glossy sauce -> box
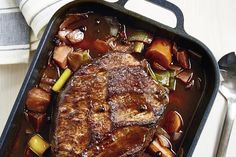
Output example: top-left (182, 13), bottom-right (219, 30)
top-left (8, 12), bottom-right (204, 157)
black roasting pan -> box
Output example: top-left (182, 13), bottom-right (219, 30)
top-left (0, 0), bottom-right (220, 156)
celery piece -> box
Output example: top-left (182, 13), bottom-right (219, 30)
top-left (82, 50), bottom-right (91, 64)
top-left (169, 77), bottom-right (176, 91)
top-left (155, 71), bottom-right (170, 86)
top-left (147, 63), bottom-right (157, 81)
top-left (128, 30), bottom-right (153, 44)
top-left (134, 42), bottom-right (144, 53)
top-left (52, 68), bottom-right (72, 92)
top-left (170, 70), bottom-right (176, 78)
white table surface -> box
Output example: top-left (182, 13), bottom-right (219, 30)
top-left (0, 0), bottom-right (236, 156)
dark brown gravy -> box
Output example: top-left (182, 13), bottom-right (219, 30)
top-left (8, 12), bottom-right (204, 157)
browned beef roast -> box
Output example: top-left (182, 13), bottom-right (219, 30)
top-left (52, 52), bottom-right (169, 157)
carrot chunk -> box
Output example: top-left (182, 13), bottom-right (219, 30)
top-left (146, 38), bottom-right (172, 69)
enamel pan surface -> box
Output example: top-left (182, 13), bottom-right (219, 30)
top-left (0, 0), bottom-right (219, 156)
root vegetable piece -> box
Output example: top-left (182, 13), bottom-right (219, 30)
top-left (28, 112), bottom-right (46, 132)
top-left (157, 134), bottom-right (172, 148)
top-left (93, 39), bottom-right (110, 54)
top-left (176, 70), bottom-right (193, 84)
top-left (128, 30), bottom-right (153, 44)
top-left (176, 50), bottom-right (191, 69)
top-left (164, 111), bottom-right (183, 134)
top-left (148, 139), bottom-right (175, 157)
top-left (26, 87), bottom-right (51, 113)
top-left (53, 45), bottom-right (73, 69)
top-left (66, 29), bottom-right (84, 44)
top-left (155, 126), bottom-right (170, 139)
top-left (146, 38), bottom-right (172, 69)
top-left (28, 134), bottom-right (50, 156)
top-left (67, 50), bottom-right (83, 71)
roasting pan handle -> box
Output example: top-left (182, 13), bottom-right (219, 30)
top-left (115, 0), bottom-right (185, 33)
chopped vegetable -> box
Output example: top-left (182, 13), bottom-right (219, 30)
top-left (169, 71), bottom-right (176, 90)
top-left (148, 138), bottom-right (175, 157)
top-left (67, 50), bottom-right (83, 71)
top-left (164, 111), bottom-right (183, 134)
top-left (176, 70), bottom-right (193, 84)
top-left (28, 112), bottom-right (46, 132)
top-left (82, 50), bottom-right (92, 64)
top-left (52, 68), bottom-right (72, 92)
top-left (156, 71), bottom-right (170, 86)
top-left (133, 41), bottom-right (144, 53)
top-left (26, 87), bottom-right (51, 113)
top-left (176, 50), bottom-right (191, 69)
top-left (128, 30), bottom-right (153, 44)
top-left (157, 134), bottom-right (172, 148)
top-left (66, 29), bottom-right (84, 44)
top-left (110, 26), bottom-right (119, 36)
top-left (28, 134), bottom-right (50, 156)
top-left (146, 38), bottom-right (172, 69)
top-left (155, 126), bottom-right (170, 139)
top-left (169, 78), bottom-right (176, 91)
top-left (58, 29), bottom-right (72, 42)
top-left (93, 39), bottom-right (110, 53)
top-left (147, 63), bottom-right (157, 80)
top-left (53, 45), bottom-right (73, 69)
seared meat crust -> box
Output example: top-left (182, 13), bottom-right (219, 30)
top-left (52, 52), bottom-right (168, 157)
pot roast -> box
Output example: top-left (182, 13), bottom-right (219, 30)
top-left (52, 52), bottom-right (169, 157)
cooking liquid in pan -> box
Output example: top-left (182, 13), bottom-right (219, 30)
top-left (9, 12), bottom-right (204, 157)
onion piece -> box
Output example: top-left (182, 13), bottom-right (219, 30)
top-left (163, 111), bottom-right (183, 134)
top-left (148, 139), bottom-right (175, 157)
